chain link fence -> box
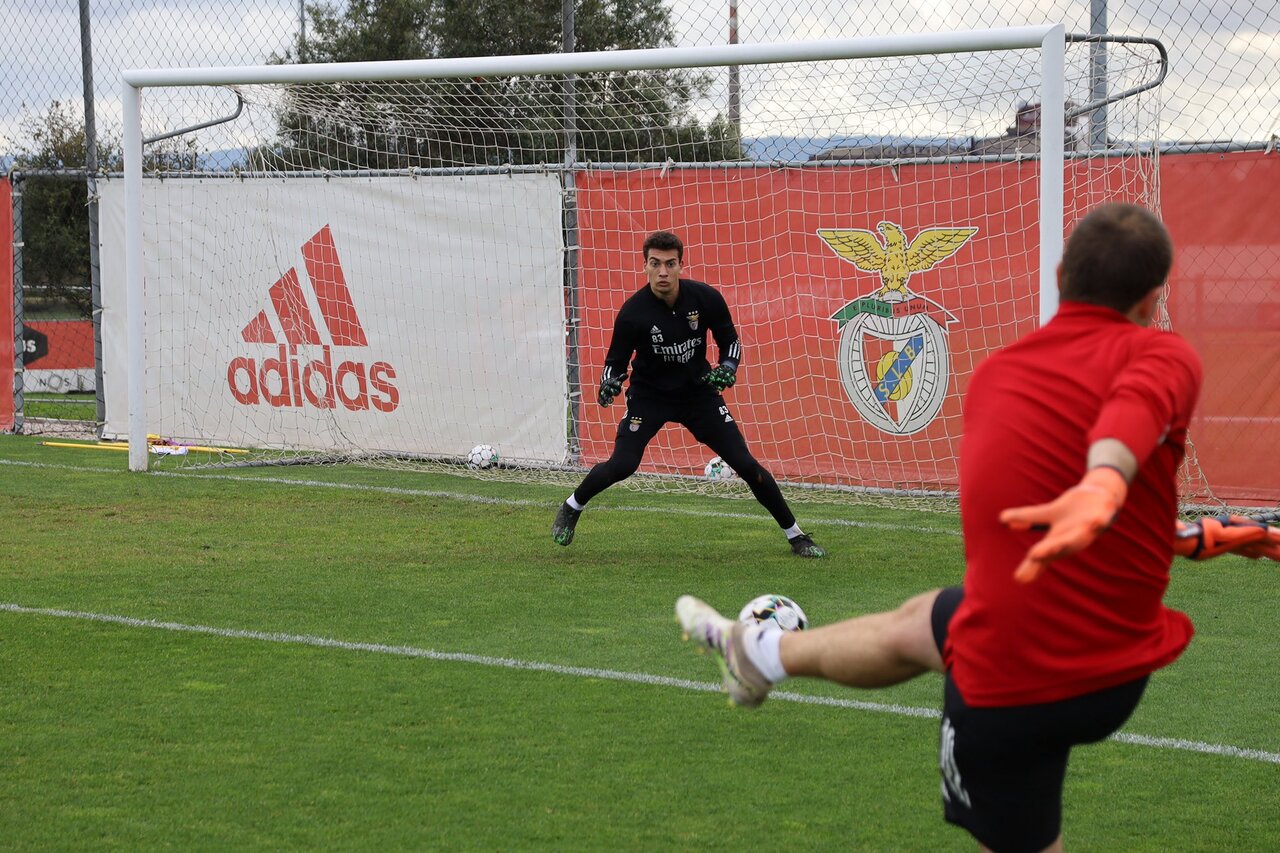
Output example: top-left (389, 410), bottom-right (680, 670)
top-left (1, 0), bottom-right (1277, 161)
top-left (3, 0), bottom-right (1277, 506)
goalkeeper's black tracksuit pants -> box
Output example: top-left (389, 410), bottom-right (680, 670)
top-left (572, 389), bottom-right (797, 529)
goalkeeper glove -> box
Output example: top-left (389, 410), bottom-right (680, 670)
top-left (1173, 514), bottom-right (1280, 561)
top-left (597, 373), bottom-right (625, 407)
top-left (702, 364), bottom-right (737, 392)
top-left (999, 466), bottom-right (1129, 584)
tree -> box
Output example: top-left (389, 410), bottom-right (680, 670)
top-left (10, 101), bottom-right (117, 317)
top-left (11, 102), bottom-right (194, 317)
top-left (259, 0), bottom-right (740, 170)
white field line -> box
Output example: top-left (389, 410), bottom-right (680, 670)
top-left (3, 602), bottom-right (1278, 766)
top-left (1, 459), bottom-right (961, 536)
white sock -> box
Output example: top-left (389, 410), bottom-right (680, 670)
top-left (566, 494), bottom-right (585, 511)
top-left (783, 524), bottom-right (803, 540)
top-left (740, 623), bottom-right (789, 684)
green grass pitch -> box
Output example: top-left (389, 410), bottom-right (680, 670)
top-left (1, 434), bottom-right (1276, 849)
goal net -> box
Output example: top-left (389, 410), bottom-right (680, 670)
top-left (102, 27), bottom-right (1177, 506)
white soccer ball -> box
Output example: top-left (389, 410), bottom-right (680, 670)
top-left (703, 456), bottom-right (736, 480)
top-left (467, 444), bottom-right (499, 469)
top-left (738, 594), bottom-right (809, 632)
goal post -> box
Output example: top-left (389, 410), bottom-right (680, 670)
top-left (116, 26), bottom-right (1077, 486)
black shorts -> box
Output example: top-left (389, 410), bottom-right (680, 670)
top-left (930, 586), bottom-right (1149, 853)
top-left (615, 389), bottom-right (750, 463)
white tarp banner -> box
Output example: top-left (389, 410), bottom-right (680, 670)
top-left (99, 174), bottom-right (567, 462)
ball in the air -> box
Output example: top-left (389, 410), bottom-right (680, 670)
top-left (738, 594), bottom-right (808, 631)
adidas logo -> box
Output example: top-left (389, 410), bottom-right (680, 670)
top-left (226, 225), bottom-right (400, 412)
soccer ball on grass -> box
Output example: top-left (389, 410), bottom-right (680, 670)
top-left (738, 594), bottom-right (809, 632)
top-left (467, 444), bottom-right (499, 469)
top-left (703, 456), bottom-right (736, 480)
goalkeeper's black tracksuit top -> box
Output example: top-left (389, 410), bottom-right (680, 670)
top-left (600, 279), bottom-right (742, 399)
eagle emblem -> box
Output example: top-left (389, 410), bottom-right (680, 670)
top-left (817, 222), bottom-right (977, 299)
top-left (817, 221), bottom-right (976, 436)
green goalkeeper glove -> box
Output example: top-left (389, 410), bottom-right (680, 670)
top-left (1174, 514), bottom-right (1280, 561)
top-left (597, 374), bottom-right (625, 407)
top-left (702, 364), bottom-right (737, 392)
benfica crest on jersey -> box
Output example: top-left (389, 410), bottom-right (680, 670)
top-left (818, 221), bottom-right (976, 435)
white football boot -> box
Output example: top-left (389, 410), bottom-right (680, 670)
top-left (676, 595), bottom-right (772, 708)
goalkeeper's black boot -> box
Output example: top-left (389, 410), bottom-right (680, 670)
top-left (788, 533), bottom-right (826, 558)
top-left (551, 502), bottom-right (582, 546)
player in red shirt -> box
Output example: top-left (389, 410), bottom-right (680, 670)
top-left (675, 203), bottom-right (1280, 853)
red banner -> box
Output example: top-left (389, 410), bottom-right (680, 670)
top-left (24, 320), bottom-right (95, 369)
top-left (576, 164), bottom-right (1097, 491)
top-left (0, 180), bottom-right (13, 431)
top-left (1162, 151), bottom-right (1280, 505)
top-left (575, 153), bottom-right (1279, 504)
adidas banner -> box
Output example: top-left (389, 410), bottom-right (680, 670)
top-left (98, 175), bottom-right (566, 461)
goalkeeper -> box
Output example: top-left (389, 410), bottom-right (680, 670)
top-left (551, 230), bottom-right (824, 558)
top-left (675, 204), bottom-right (1279, 853)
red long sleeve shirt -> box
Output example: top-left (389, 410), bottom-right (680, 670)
top-left (945, 302), bottom-right (1204, 707)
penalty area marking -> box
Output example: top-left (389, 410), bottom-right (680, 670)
top-left (2, 602), bottom-right (1278, 766)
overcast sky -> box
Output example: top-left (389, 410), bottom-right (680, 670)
top-left (1, 0), bottom-right (1275, 154)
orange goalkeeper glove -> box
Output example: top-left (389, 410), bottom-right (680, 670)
top-left (1173, 514), bottom-right (1280, 561)
top-left (999, 466), bottom-right (1129, 584)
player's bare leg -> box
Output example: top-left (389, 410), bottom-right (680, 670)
top-left (780, 589), bottom-right (944, 687)
top-left (677, 588), bottom-right (943, 707)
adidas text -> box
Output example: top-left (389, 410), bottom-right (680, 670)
top-left (227, 344), bottom-right (400, 412)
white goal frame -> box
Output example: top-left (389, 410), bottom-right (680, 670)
top-left (121, 24), bottom-right (1067, 471)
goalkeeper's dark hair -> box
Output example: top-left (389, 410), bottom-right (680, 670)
top-left (1060, 203), bottom-right (1173, 312)
top-left (643, 230), bottom-right (684, 261)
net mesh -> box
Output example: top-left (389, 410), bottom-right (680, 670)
top-left (110, 37), bottom-right (1189, 508)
